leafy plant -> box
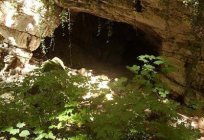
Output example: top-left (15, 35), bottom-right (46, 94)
top-left (60, 9), bottom-right (69, 23)
top-left (1, 122), bottom-right (31, 139)
top-left (0, 59), bottom-right (90, 139)
top-left (127, 55), bottom-right (173, 98)
top-left (89, 76), bottom-right (199, 140)
top-left (0, 56), bottom-right (200, 140)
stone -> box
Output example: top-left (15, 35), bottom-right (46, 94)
top-left (0, 0), bottom-right (61, 51)
top-left (42, 57), bottom-right (66, 72)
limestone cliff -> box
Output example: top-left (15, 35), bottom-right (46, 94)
top-left (0, 0), bottom-right (60, 51)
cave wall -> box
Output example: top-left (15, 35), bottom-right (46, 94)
top-left (0, 0), bottom-right (204, 95)
top-left (44, 13), bottom-right (161, 76)
top-left (71, 13), bottom-right (161, 65)
top-left (54, 0), bottom-right (204, 95)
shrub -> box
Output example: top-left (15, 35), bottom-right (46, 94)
top-left (0, 56), bottom-right (200, 140)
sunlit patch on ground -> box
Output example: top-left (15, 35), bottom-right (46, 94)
top-left (0, 43), bottom-right (34, 82)
top-left (0, 56), bottom-right (115, 101)
top-left (66, 66), bottom-right (114, 101)
top-left (0, 57), bottom-right (203, 139)
top-left (168, 113), bottom-right (204, 139)
top-left (0, 63), bottom-right (37, 83)
top-left (71, 67), bottom-right (114, 101)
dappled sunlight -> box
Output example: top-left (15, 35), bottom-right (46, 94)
top-left (0, 55), bottom-right (115, 101)
top-left (1, 1), bottom-right (16, 27)
top-left (0, 63), bottom-right (37, 83)
top-left (176, 114), bottom-right (204, 135)
top-left (71, 67), bottom-right (115, 101)
top-left (26, 23), bottom-right (34, 31)
top-left (0, 43), bottom-right (34, 83)
top-left (21, 0), bottom-right (47, 26)
top-left (105, 93), bottom-right (114, 100)
top-left (0, 0), bottom-right (47, 31)
top-left (21, 63), bottom-right (38, 74)
top-left (0, 56), bottom-right (203, 139)
top-left (7, 37), bottom-right (17, 46)
top-left (0, 0), bottom-right (203, 138)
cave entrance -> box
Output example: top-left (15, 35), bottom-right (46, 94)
top-left (37, 13), bottom-right (162, 77)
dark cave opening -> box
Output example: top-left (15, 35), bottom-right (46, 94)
top-left (34, 13), bottom-right (162, 76)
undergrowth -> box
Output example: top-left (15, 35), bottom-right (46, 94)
top-left (0, 55), bottom-right (200, 140)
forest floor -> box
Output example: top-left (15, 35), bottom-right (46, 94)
top-left (0, 53), bottom-right (204, 139)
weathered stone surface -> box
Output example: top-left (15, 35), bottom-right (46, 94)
top-left (53, 0), bottom-right (204, 95)
top-left (0, 24), bottom-right (41, 51)
top-left (54, 0), bottom-right (195, 41)
top-left (190, 61), bottom-right (204, 92)
top-left (0, 0), bottom-right (61, 51)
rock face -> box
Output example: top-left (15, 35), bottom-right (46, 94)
top-left (0, 0), bottom-right (60, 51)
top-left (0, 0), bottom-right (204, 95)
top-left (54, 0), bottom-right (204, 95)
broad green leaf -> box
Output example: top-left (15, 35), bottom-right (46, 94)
top-left (138, 56), bottom-right (148, 63)
top-left (35, 133), bottom-right (47, 140)
top-left (48, 125), bottom-right (58, 129)
top-left (143, 64), bottom-right (155, 71)
top-left (34, 128), bottom-right (44, 134)
top-left (16, 122), bottom-right (26, 128)
top-left (2, 127), bottom-right (13, 132)
top-left (153, 60), bottom-right (164, 65)
top-left (19, 130), bottom-right (30, 137)
top-left (45, 131), bottom-right (56, 139)
top-left (10, 137), bottom-right (17, 140)
top-left (3, 127), bottom-right (19, 135)
top-left (10, 129), bottom-right (20, 135)
top-left (57, 122), bottom-right (62, 129)
top-left (127, 65), bottom-right (140, 74)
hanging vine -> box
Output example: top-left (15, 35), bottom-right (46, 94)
top-left (182, 0), bottom-right (204, 39)
top-left (40, 39), bottom-right (47, 55)
top-left (96, 18), bottom-right (102, 37)
top-left (59, 9), bottom-right (69, 36)
top-left (106, 21), bottom-right (113, 44)
top-left (37, 0), bottom-right (58, 55)
top-left (50, 33), bottom-right (55, 51)
top-left (67, 8), bottom-right (73, 66)
top-left (59, 8), bottom-right (73, 66)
